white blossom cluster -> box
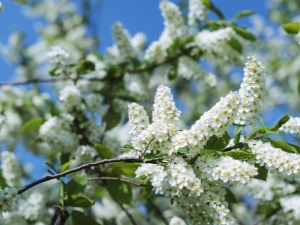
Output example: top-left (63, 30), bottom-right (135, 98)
top-left (85, 93), bottom-right (103, 112)
top-left (59, 84), bottom-right (81, 109)
top-left (279, 116), bottom-right (300, 136)
top-left (47, 45), bottom-right (70, 66)
top-left (248, 140), bottom-right (300, 175)
top-left (169, 216), bottom-right (186, 225)
top-left (136, 157), bottom-right (234, 224)
top-left (131, 32), bottom-right (146, 52)
top-left (0, 187), bottom-right (19, 215)
top-left (177, 56), bottom-right (217, 87)
top-left (19, 192), bottom-right (45, 221)
top-left (188, 0), bottom-right (207, 26)
top-left (195, 27), bottom-right (242, 64)
top-left (280, 195), bottom-right (300, 221)
top-left (171, 91), bottom-right (239, 157)
top-left (1, 151), bottom-right (22, 188)
top-left (124, 73), bottom-right (147, 100)
top-left (128, 85), bottom-right (181, 155)
top-left (159, 0), bottom-right (186, 41)
top-left (105, 22), bottom-right (138, 65)
top-left (39, 114), bottom-right (78, 153)
top-left (195, 155), bottom-right (258, 184)
top-left (235, 56), bottom-right (266, 126)
top-left (74, 145), bottom-right (97, 164)
top-left (144, 41), bottom-right (166, 64)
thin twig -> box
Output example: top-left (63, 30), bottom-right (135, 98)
top-left (88, 176), bottom-right (145, 187)
top-left (17, 157), bottom-right (158, 194)
top-left (118, 203), bottom-right (137, 225)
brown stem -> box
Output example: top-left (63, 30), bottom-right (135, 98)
top-left (118, 203), bottom-right (137, 225)
top-left (50, 208), bottom-right (70, 225)
top-left (18, 157), bottom-right (159, 195)
top-left (88, 176), bottom-right (145, 187)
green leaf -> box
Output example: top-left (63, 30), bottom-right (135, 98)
top-left (59, 180), bottom-right (66, 207)
top-left (76, 60), bottom-right (95, 74)
top-left (61, 161), bottom-right (72, 172)
top-left (65, 195), bottom-right (94, 208)
top-left (22, 118), bottom-right (45, 132)
top-left (224, 150), bottom-right (256, 160)
top-left (254, 127), bottom-right (268, 134)
top-left (204, 132), bottom-right (231, 151)
top-left (228, 37), bottom-right (243, 54)
top-left (270, 114), bottom-right (290, 132)
top-left (94, 144), bottom-right (113, 159)
top-left (112, 162), bottom-right (141, 177)
top-left (71, 210), bottom-right (102, 225)
top-left (254, 165), bottom-right (268, 181)
top-left (234, 125), bottom-right (244, 145)
top-left (298, 78), bottom-right (300, 97)
top-left (45, 162), bottom-right (57, 173)
top-left (232, 26), bottom-right (256, 41)
top-left (234, 10), bottom-right (255, 20)
top-left (123, 144), bottom-right (134, 149)
top-left (285, 142), bottom-right (300, 154)
top-left (60, 153), bottom-right (71, 166)
top-left (282, 22), bottom-right (300, 34)
top-left (49, 67), bottom-right (59, 76)
top-left (202, 0), bottom-right (225, 19)
top-left (104, 107), bottom-right (121, 130)
top-left (0, 169), bottom-right (8, 188)
top-left (224, 187), bottom-right (239, 204)
top-left (106, 180), bottom-right (132, 205)
top-left (266, 139), bottom-right (298, 154)
top-left (142, 182), bottom-right (153, 197)
top-left (65, 174), bottom-right (87, 195)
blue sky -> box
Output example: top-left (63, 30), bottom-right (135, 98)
top-left (0, 0), bottom-right (270, 180)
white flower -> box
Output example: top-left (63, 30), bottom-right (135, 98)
top-left (279, 116), bottom-right (300, 136)
top-left (1, 151), bottom-right (22, 188)
top-left (47, 45), bottom-right (70, 65)
top-left (188, 0), bottom-right (207, 26)
top-left (59, 84), bottom-right (81, 108)
top-left (0, 187), bottom-right (19, 214)
top-left (169, 216), bottom-right (187, 225)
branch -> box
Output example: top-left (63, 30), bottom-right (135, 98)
top-left (118, 203), bottom-right (137, 225)
top-left (17, 157), bottom-right (158, 194)
top-left (88, 176), bottom-right (145, 187)
top-left (0, 77), bottom-right (116, 86)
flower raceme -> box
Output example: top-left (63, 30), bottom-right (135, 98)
top-left (129, 56), bottom-right (266, 224)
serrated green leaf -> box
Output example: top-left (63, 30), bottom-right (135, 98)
top-left (254, 165), bottom-right (268, 181)
top-left (94, 144), bottom-right (113, 159)
top-left (22, 118), bottom-right (45, 132)
top-left (224, 187), bottom-right (239, 204)
top-left (106, 180), bottom-right (132, 205)
top-left (228, 37), bottom-right (243, 54)
top-left (71, 210), bottom-right (102, 225)
top-left (65, 195), bottom-right (94, 208)
top-left (270, 114), bottom-right (290, 132)
top-left (112, 162), bottom-right (141, 177)
top-left (282, 22), bottom-right (300, 34)
top-left (232, 26), bottom-right (256, 41)
top-left (266, 139), bottom-right (297, 154)
top-left (65, 174), bottom-right (87, 195)
top-left (224, 150), bottom-right (256, 160)
top-left (204, 132), bottom-right (230, 151)
top-left (234, 10), bottom-right (255, 20)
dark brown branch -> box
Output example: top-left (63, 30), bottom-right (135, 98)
top-left (50, 208), bottom-right (70, 225)
top-left (18, 157), bottom-right (158, 194)
top-left (252, 206), bottom-right (281, 225)
top-left (118, 203), bottom-right (138, 225)
top-left (88, 176), bottom-right (145, 187)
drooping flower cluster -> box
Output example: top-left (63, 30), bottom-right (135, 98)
top-left (74, 145), bottom-right (98, 164)
top-left (195, 27), bottom-right (242, 64)
top-left (279, 116), bottom-right (300, 136)
top-left (39, 114), bottom-right (78, 153)
top-left (248, 140), bottom-right (300, 175)
top-left (0, 187), bottom-right (19, 215)
top-left (59, 84), bottom-right (81, 109)
top-left (47, 45), bottom-right (70, 66)
top-left (159, 0), bottom-right (186, 41)
top-left (171, 91), bottom-right (239, 157)
top-left (144, 41), bottom-right (166, 64)
top-left (110, 22), bottom-right (138, 63)
top-left (1, 151), bottom-right (22, 188)
top-left (124, 73), bottom-right (147, 100)
top-left (280, 195), bottom-right (300, 221)
top-left (188, 0), bottom-right (207, 26)
top-left (19, 192), bottom-right (45, 221)
top-left (235, 56), bottom-right (266, 126)
top-left (196, 155), bottom-right (258, 184)
top-left (128, 85), bottom-right (180, 155)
